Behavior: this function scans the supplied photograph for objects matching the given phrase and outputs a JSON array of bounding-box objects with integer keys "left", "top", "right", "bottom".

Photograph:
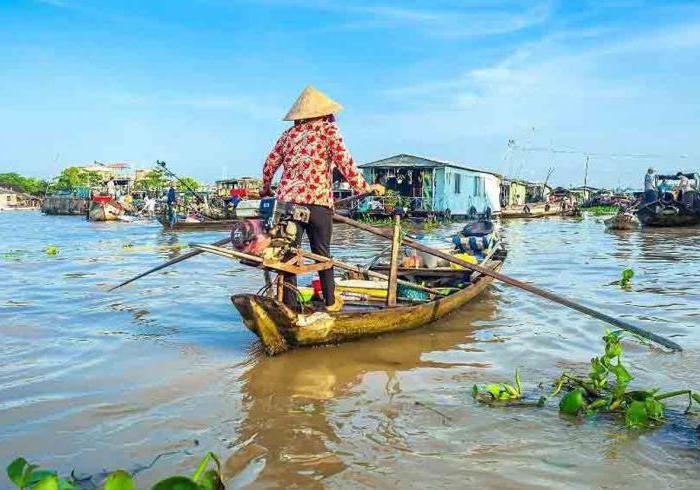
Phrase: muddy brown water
[{"left": 1, "top": 211, "right": 698, "bottom": 488}]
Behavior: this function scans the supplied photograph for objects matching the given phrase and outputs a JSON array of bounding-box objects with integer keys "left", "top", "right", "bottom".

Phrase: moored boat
[
  {"left": 41, "top": 193, "right": 90, "bottom": 215},
  {"left": 500, "top": 201, "right": 563, "bottom": 219}
]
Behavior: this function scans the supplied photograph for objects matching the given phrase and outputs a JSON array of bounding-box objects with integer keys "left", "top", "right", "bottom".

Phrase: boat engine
[{"left": 230, "top": 198, "right": 310, "bottom": 260}]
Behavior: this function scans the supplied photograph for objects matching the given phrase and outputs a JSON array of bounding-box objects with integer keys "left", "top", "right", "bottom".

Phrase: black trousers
[{"left": 283, "top": 204, "right": 335, "bottom": 308}]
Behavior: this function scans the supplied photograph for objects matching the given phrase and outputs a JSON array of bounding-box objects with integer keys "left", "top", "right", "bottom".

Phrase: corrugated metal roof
[{"left": 359, "top": 154, "right": 502, "bottom": 178}]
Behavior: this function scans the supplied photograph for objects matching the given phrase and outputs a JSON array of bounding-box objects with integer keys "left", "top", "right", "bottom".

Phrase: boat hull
[
  {"left": 232, "top": 257, "right": 504, "bottom": 355},
  {"left": 88, "top": 200, "right": 124, "bottom": 221},
  {"left": 636, "top": 201, "right": 700, "bottom": 227},
  {"left": 160, "top": 217, "right": 240, "bottom": 230},
  {"left": 500, "top": 202, "right": 562, "bottom": 219},
  {"left": 41, "top": 196, "right": 90, "bottom": 215}
]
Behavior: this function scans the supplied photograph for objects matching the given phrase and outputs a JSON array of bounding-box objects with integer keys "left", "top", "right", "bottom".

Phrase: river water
[{"left": 1, "top": 211, "right": 698, "bottom": 489}]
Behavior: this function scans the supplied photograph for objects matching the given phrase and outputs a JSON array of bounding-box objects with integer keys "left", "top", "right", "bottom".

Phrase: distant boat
[
  {"left": 88, "top": 196, "right": 127, "bottom": 221},
  {"left": 41, "top": 192, "right": 90, "bottom": 215},
  {"left": 500, "top": 201, "right": 563, "bottom": 219},
  {"left": 636, "top": 172, "right": 700, "bottom": 227},
  {"left": 161, "top": 199, "right": 261, "bottom": 230},
  {"left": 605, "top": 212, "right": 640, "bottom": 230}
]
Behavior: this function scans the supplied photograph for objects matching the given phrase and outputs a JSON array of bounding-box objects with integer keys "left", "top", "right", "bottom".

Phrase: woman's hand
[{"left": 369, "top": 184, "right": 386, "bottom": 196}]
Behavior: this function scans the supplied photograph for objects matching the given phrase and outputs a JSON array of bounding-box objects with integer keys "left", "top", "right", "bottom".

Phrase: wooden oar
[
  {"left": 333, "top": 213, "right": 682, "bottom": 352},
  {"left": 108, "top": 236, "right": 232, "bottom": 291}
]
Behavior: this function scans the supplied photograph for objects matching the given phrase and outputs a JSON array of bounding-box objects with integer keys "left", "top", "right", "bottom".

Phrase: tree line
[{"left": 0, "top": 168, "right": 202, "bottom": 196}]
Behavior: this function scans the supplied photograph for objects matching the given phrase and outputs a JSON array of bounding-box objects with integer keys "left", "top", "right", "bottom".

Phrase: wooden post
[
  {"left": 264, "top": 270, "right": 274, "bottom": 298},
  {"left": 386, "top": 214, "right": 401, "bottom": 307},
  {"left": 276, "top": 274, "right": 284, "bottom": 302}
]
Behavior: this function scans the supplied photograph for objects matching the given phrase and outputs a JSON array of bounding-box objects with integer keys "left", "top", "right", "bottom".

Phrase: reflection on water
[{"left": 0, "top": 211, "right": 698, "bottom": 488}]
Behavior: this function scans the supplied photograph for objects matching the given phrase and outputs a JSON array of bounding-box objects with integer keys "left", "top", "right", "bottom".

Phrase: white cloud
[
  {"left": 255, "top": 0, "right": 554, "bottom": 38},
  {"left": 374, "top": 19, "right": 700, "bottom": 185}
]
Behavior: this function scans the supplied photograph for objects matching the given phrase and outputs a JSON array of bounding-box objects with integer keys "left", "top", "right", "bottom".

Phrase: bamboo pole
[
  {"left": 108, "top": 236, "right": 233, "bottom": 291},
  {"left": 333, "top": 213, "right": 682, "bottom": 352},
  {"left": 386, "top": 214, "right": 401, "bottom": 306},
  {"left": 187, "top": 244, "right": 446, "bottom": 297}
]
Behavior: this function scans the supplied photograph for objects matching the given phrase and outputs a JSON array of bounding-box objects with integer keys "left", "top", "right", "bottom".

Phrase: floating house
[
  {"left": 526, "top": 182, "right": 552, "bottom": 203},
  {"left": 359, "top": 154, "right": 502, "bottom": 217},
  {"left": 500, "top": 179, "right": 528, "bottom": 208},
  {"left": 0, "top": 187, "right": 41, "bottom": 210}
]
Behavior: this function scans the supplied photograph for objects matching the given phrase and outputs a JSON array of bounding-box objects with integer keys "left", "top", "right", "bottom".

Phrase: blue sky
[{"left": 1, "top": 0, "right": 699, "bottom": 187}]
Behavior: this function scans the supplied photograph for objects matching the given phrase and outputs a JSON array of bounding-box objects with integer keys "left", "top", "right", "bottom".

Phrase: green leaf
[
  {"left": 587, "top": 398, "right": 609, "bottom": 412},
  {"left": 610, "top": 363, "right": 633, "bottom": 385},
  {"left": 625, "top": 400, "right": 649, "bottom": 428},
  {"left": 192, "top": 453, "right": 220, "bottom": 483},
  {"left": 57, "top": 480, "right": 77, "bottom": 490},
  {"left": 197, "top": 470, "right": 224, "bottom": 490},
  {"left": 515, "top": 369, "right": 522, "bottom": 395},
  {"left": 104, "top": 470, "right": 135, "bottom": 490},
  {"left": 502, "top": 384, "right": 519, "bottom": 398},
  {"left": 485, "top": 384, "right": 501, "bottom": 398},
  {"left": 559, "top": 389, "right": 586, "bottom": 415},
  {"left": 27, "top": 471, "right": 57, "bottom": 487},
  {"left": 7, "top": 458, "right": 29, "bottom": 488},
  {"left": 32, "top": 475, "right": 59, "bottom": 490},
  {"left": 620, "top": 268, "right": 634, "bottom": 286},
  {"left": 150, "top": 476, "right": 200, "bottom": 490},
  {"left": 645, "top": 398, "right": 665, "bottom": 422}
]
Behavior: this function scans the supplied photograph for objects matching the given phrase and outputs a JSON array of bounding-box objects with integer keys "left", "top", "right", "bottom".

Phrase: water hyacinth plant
[
  {"left": 6, "top": 452, "right": 224, "bottom": 490},
  {"left": 474, "top": 330, "right": 700, "bottom": 431}
]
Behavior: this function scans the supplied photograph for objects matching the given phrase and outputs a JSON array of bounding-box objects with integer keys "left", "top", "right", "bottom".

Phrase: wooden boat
[
  {"left": 160, "top": 216, "right": 241, "bottom": 230},
  {"left": 500, "top": 202, "right": 562, "bottom": 219},
  {"left": 636, "top": 194, "right": 700, "bottom": 227},
  {"left": 41, "top": 195, "right": 90, "bottom": 215},
  {"left": 605, "top": 212, "right": 640, "bottom": 230},
  {"left": 88, "top": 197, "right": 127, "bottom": 221},
  {"left": 636, "top": 172, "right": 700, "bottom": 227},
  {"left": 161, "top": 199, "right": 261, "bottom": 230},
  {"left": 231, "top": 246, "right": 506, "bottom": 355}
]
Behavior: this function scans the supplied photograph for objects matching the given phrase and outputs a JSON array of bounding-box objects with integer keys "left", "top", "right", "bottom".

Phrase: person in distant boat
[
  {"left": 166, "top": 183, "right": 178, "bottom": 226},
  {"left": 261, "top": 85, "right": 385, "bottom": 312},
  {"left": 657, "top": 179, "right": 672, "bottom": 194},
  {"left": 143, "top": 195, "right": 156, "bottom": 218},
  {"left": 227, "top": 182, "right": 247, "bottom": 217},
  {"left": 678, "top": 174, "right": 692, "bottom": 192},
  {"left": 106, "top": 178, "right": 116, "bottom": 199},
  {"left": 644, "top": 168, "right": 657, "bottom": 203}
]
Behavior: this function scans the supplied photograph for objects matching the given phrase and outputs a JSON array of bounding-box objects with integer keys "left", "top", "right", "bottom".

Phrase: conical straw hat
[{"left": 283, "top": 85, "right": 343, "bottom": 121}]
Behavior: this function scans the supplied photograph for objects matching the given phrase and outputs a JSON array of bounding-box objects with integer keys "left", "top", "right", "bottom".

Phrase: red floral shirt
[{"left": 262, "top": 119, "right": 370, "bottom": 208}]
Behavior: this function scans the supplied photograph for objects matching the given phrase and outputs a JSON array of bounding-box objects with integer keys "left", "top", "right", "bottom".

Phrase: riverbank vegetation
[
  {"left": 0, "top": 173, "right": 48, "bottom": 196},
  {"left": 582, "top": 205, "right": 620, "bottom": 215}
]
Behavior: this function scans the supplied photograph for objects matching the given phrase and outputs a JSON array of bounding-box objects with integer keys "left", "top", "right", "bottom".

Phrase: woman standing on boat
[{"left": 261, "top": 85, "right": 384, "bottom": 312}]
